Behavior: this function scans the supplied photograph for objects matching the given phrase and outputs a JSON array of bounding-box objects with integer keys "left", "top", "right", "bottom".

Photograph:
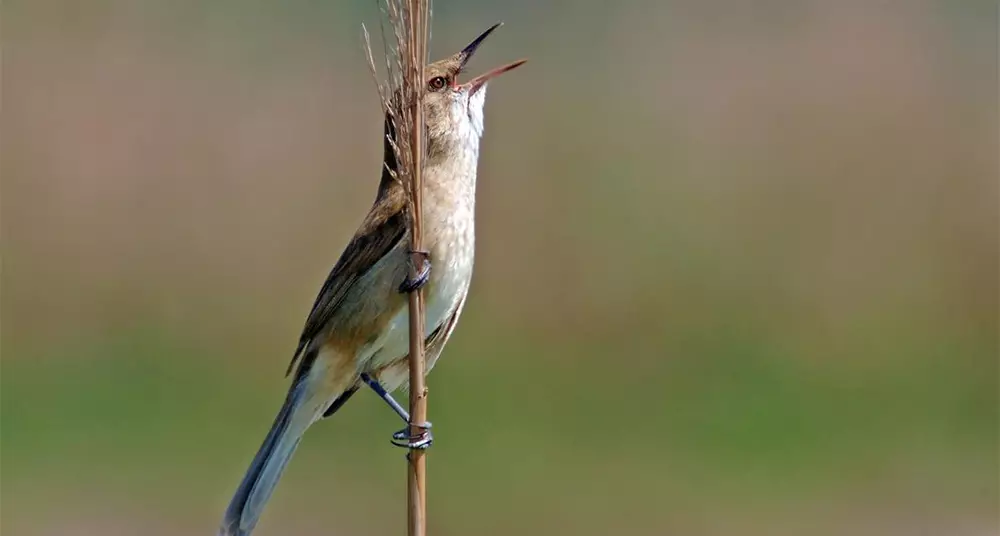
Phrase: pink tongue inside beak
[{"left": 463, "top": 59, "right": 527, "bottom": 94}]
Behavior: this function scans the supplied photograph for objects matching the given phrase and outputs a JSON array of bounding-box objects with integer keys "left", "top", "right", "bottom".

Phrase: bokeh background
[{"left": 2, "top": 1, "right": 997, "bottom": 535}]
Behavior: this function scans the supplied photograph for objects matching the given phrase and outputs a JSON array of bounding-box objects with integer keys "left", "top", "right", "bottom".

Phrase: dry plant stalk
[{"left": 363, "top": 1, "right": 432, "bottom": 535}]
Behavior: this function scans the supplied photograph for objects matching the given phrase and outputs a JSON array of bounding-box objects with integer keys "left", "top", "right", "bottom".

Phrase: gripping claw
[
  {"left": 399, "top": 250, "right": 431, "bottom": 293},
  {"left": 391, "top": 421, "right": 433, "bottom": 449}
]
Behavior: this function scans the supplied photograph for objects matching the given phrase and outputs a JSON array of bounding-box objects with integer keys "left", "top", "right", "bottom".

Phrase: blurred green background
[{"left": 2, "top": 1, "right": 997, "bottom": 535}]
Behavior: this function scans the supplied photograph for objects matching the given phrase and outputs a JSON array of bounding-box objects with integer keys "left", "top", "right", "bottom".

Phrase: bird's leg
[
  {"left": 360, "top": 373, "right": 433, "bottom": 449},
  {"left": 398, "top": 249, "right": 431, "bottom": 294}
]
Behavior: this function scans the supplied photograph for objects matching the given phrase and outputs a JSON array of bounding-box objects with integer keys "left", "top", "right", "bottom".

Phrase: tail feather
[{"left": 219, "top": 384, "right": 315, "bottom": 536}]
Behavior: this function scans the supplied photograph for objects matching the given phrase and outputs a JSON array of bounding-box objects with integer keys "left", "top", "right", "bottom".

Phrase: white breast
[{"left": 361, "top": 165, "right": 477, "bottom": 377}]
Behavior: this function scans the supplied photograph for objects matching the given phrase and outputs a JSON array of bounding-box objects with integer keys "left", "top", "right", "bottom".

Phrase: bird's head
[
  {"left": 379, "top": 22, "right": 525, "bottom": 180},
  {"left": 421, "top": 22, "right": 526, "bottom": 150}
]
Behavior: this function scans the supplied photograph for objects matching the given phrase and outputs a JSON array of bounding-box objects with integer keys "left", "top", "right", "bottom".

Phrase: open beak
[
  {"left": 463, "top": 59, "right": 527, "bottom": 95},
  {"left": 456, "top": 22, "right": 527, "bottom": 95}
]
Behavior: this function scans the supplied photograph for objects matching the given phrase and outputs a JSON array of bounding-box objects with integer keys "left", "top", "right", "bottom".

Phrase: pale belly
[
  {"left": 354, "top": 159, "right": 478, "bottom": 386},
  {"left": 359, "top": 234, "right": 474, "bottom": 377}
]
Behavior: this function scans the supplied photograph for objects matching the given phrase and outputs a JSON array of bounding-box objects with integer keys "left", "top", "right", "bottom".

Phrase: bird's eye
[{"left": 428, "top": 76, "right": 447, "bottom": 91}]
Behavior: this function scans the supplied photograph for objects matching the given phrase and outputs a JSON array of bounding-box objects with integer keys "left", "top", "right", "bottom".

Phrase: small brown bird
[{"left": 219, "top": 23, "right": 525, "bottom": 536}]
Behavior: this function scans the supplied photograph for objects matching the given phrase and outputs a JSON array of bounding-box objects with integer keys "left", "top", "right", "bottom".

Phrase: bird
[{"left": 218, "top": 22, "right": 525, "bottom": 536}]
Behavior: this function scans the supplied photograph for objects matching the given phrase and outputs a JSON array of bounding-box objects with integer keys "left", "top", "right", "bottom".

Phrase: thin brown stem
[
  {"left": 362, "top": 1, "right": 431, "bottom": 532},
  {"left": 404, "top": 1, "right": 429, "bottom": 536}
]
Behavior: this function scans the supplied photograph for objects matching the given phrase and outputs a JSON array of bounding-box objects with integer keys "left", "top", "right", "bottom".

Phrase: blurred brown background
[{"left": 2, "top": 1, "right": 997, "bottom": 535}]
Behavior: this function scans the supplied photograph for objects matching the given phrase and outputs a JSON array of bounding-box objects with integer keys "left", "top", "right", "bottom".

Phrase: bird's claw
[
  {"left": 399, "top": 250, "right": 431, "bottom": 294},
  {"left": 390, "top": 421, "right": 433, "bottom": 449}
]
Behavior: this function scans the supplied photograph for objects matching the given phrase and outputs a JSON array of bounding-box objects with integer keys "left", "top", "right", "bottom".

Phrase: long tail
[{"left": 219, "top": 381, "right": 318, "bottom": 536}]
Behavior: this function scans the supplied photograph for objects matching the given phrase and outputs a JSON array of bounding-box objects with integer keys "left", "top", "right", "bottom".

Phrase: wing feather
[{"left": 286, "top": 163, "right": 409, "bottom": 377}]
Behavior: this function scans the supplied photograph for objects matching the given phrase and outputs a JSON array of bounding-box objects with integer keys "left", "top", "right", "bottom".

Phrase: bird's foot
[
  {"left": 391, "top": 421, "right": 433, "bottom": 449},
  {"left": 359, "top": 373, "right": 433, "bottom": 449},
  {"left": 399, "top": 249, "right": 431, "bottom": 294}
]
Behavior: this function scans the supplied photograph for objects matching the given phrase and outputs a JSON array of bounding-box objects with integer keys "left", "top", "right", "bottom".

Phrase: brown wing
[{"left": 286, "top": 167, "right": 409, "bottom": 378}]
